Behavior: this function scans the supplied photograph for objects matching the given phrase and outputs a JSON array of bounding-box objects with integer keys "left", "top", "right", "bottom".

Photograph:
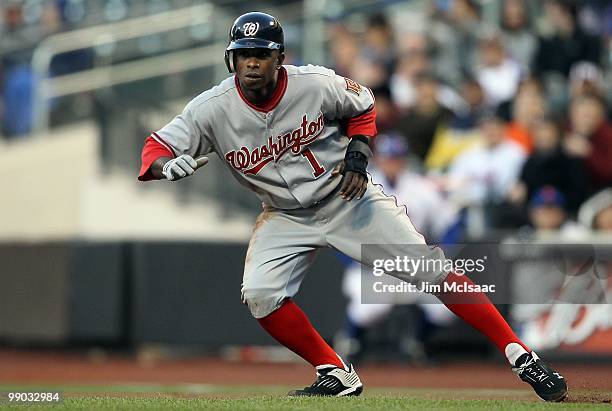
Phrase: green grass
[{"left": 0, "top": 383, "right": 610, "bottom": 410}]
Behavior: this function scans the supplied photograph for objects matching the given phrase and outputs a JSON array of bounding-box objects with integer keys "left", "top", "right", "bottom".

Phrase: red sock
[
  {"left": 437, "top": 272, "right": 529, "bottom": 354},
  {"left": 257, "top": 299, "right": 345, "bottom": 369}
]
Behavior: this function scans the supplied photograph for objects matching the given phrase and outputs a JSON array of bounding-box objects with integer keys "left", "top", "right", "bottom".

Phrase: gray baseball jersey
[
  {"left": 148, "top": 65, "right": 376, "bottom": 209},
  {"left": 139, "top": 65, "right": 448, "bottom": 319}
]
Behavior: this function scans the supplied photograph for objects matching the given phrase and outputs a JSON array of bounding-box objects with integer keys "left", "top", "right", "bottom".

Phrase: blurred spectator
[
  {"left": 0, "top": 1, "right": 64, "bottom": 137},
  {"left": 450, "top": 76, "right": 487, "bottom": 130},
  {"left": 448, "top": 113, "right": 526, "bottom": 206},
  {"left": 328, "top": 23, "right": 359, "bottom": 77},
  {"left": 565, "top": 60, "right": 612, "bottom": 127},
  {"left": 1, "top": 2, "right": 61, "bottom": 52},
  {"left": 567, "top": 61, "right": 606, "bottom": 101},
  {"left": 577, "top": 0, "right": 612, "bottom": 36},
  {"left": 371, "top": 85, "right": 399, "bottom": 133},
  {"left": 371, "top": 133, "right": 457, "bottom": 240},
  {"left": 499, "top": 0, "right": 537, "bottom": 70},
  {"left": 395, "top": 73, "right": 453, "bottom": 161},
  {"left": 504, "top": 77, "right": 548, "bottom": 153},
  {"left": 361, "top": 13, "right": 396, "bottom": 78},
  {"left": 389, "top": 32, "right": 431, "bottom": 110},
  {"left": 3, "top": 2, "right": 24, "bottom": 34},
  {"left": 1, "top": 64, "right": 36, "bottom": 136},
  {"left": 351, "top": 14, "right": 396, "bottom": 87},
  {"left": 509, "top": 117, "right": 587, "bottom": 214},
  {"left": 564, "top": 93, "right": 612, "bottom": 191},
  {"left": 533, "top": 0, "right": 602, "bottom": 78},
  {"left": 428, "top": 0, "right": 483, "bottom": 86},
  {"left": 526, "top": 185, "right": 579, "bottom": 231},
  {"left": 475, "top": 32, "right": 523, "bottom": 107},
  {"left": 578, "top": 188, "right": 612, "bottom": 231},
  {"left": 425, "top": 128, "right": 481, "bottom": 173},
  {"left": 390, "top": 33, "right": 465, "bottom": 114},
  {"left": 423, "top": 77, "right": 484, "bottom": 171},
  {"left": 351, "top": 56, "right": 388, "bottom": 90}
]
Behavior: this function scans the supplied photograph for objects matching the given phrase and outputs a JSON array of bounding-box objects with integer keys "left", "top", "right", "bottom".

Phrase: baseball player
[{"left": 138, "top": 12, "right": 567, "bottom": 401}]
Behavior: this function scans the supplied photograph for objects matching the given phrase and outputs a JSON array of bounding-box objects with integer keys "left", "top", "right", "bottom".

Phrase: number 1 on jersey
[{"left": 301, "top": 148, "right": 325, "bottom": 177}]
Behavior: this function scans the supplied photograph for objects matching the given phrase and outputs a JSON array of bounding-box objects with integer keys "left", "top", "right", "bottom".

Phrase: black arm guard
[{"left": 344, "top": 135, "right": 372, "bottom": 177}]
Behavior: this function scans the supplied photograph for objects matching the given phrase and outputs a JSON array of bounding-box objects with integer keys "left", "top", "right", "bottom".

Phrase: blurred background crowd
[
  {"left": 2, "top": 0, "right": 611, "bottom": 237},
  {"left": 322, "top": 0, "right": 612, "bottom": 363},
  {"left": 1, "top": 0, "right": 611, "bottom": 365},
  {"left": 325, "top": 0, "right": 612, "bottom": 241}
]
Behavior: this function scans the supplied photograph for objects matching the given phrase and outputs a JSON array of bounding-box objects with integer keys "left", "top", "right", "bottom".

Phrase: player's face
[{"left": 234, "top": 49, "right": 283, "bottom": 91}]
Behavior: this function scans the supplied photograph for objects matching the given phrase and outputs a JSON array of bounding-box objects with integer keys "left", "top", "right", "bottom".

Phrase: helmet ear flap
[{"left": 224, "top": 50, "right": 235, "bottom": 73}]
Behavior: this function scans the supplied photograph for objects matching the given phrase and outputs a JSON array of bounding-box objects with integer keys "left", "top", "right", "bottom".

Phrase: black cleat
[
  {"left": 512, "top": 352, "right": 568, "bottom": 402},
  {"left": 288, "top": 364, "right": 363, "bottom": 397}
]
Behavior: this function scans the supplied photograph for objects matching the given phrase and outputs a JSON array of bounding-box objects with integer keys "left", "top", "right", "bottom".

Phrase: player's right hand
[
  {"left": 162, "top": 154, "right": 209, "bottom": 181},
  {"left": 332, "top": 160, "right": 367, "bottom": 201}
]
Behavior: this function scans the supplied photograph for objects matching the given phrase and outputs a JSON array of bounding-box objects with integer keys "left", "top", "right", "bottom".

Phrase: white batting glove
[{"left": 162, "top": 154, "right": 205, "bottom": 181}]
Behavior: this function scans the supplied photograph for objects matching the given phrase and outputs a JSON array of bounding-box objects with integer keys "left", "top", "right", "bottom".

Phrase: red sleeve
[
  {"left": 345, "top": 107, "right": 377, "bottom": 138},
  {"left": 138, "top": 135, "right": 175, "bottom": 181}
]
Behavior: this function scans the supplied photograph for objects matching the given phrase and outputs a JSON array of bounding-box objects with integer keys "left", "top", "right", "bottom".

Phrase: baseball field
[{"left": 1, "top": 349, "right": 611, "bottom": 410}]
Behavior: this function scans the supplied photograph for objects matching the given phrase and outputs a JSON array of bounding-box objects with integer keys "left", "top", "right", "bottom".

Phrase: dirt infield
[{"left": 1, "top": 348, "right": 611, "bottom": 393}]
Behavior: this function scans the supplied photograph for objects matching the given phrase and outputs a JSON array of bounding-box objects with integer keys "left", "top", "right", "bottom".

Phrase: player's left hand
[{"left": 332, "top": 161, "right": 367, "bottom": 201}]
